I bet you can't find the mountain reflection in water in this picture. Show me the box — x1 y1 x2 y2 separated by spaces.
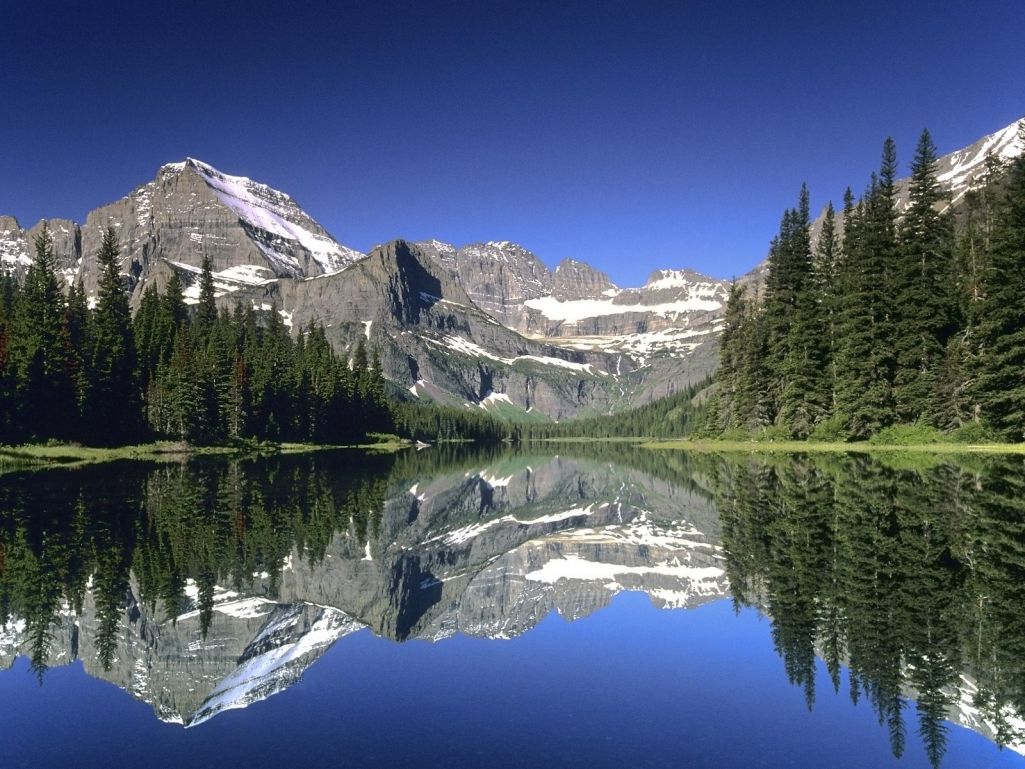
0 445 1023 768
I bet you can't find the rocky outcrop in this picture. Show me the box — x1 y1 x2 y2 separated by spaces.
278 240 636 419
551 257 616 300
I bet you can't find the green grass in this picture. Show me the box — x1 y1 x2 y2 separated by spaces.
639 438 1025 454
0 435 411 472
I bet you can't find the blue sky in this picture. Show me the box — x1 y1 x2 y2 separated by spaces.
1 0 1022 286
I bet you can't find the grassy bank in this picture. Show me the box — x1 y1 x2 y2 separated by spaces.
639 439 1025 454
0 436 410 472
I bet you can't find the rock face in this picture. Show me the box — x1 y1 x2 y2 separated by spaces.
0 158 364 305
276 240 637 419
552 258 616 300
412 239 730 366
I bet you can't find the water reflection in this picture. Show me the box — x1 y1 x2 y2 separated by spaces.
708 452 1025 764
0 447 1023 767
0 447 725 727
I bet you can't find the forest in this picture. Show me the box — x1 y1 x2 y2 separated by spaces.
705 123 1025 441
0 227 514 446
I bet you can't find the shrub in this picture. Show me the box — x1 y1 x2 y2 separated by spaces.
809 416 848 443
947 422 1000 444
755 425 792 443
868 424 947 446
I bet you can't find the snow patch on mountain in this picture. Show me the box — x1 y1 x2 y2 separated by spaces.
179 158 364 275
0 221 30 267
426 335 606 376
173 260 276 304
525 294 722 323
937 122 1023 204
524 553 724 585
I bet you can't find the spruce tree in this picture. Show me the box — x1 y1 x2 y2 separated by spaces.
195 255 218 333
975 122 1025 438
816 202 840 409
833 141 899 437
777 186 831 437
713 282 748 431
893 129 956 424
88 227 140 444
63 279 91 436
10 224 75 440
0 274 15 442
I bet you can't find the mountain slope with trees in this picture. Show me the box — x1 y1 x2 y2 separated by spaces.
707 122 1025 441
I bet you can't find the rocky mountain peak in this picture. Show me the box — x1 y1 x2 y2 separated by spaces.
551 257 617 301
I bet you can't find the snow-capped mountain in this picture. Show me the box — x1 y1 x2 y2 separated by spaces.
1 118 1021 419
0 158 364 304
413 240 729 365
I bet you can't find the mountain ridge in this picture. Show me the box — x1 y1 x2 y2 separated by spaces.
1 117 1021 418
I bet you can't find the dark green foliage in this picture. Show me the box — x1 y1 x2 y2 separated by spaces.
0 231 405 445
975 124 1025 439
8 225 77 441
194 255 218 334
88 227 141 444
834 140 899 437
892 130 957 424
713 123 1025 441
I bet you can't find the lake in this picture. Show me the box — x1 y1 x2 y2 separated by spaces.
0 445 1023 768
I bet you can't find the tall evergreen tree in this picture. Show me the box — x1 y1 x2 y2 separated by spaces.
88 227 140 444
893 129 957 424
195 255 218 333
833 140 899 437
64 279 91 434
816 202 840 408
10 224 76 440
0 272 16 441
975 123 1025 438
777 185 831 437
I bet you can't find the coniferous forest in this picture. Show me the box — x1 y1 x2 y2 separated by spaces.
0 226 397 446
706 123 1025 442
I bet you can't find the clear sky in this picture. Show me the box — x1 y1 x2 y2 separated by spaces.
1 0 1022 287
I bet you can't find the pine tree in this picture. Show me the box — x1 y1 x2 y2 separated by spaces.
975 122 1025 438
195 255 218 333
713 282 748 431
163 269 188 329
0 273 16 442
88 227 140 444
893 129 956 424
777 185 831 437
834 141 899 438
63 279 91 436
10 224 76 440
816 202 840 410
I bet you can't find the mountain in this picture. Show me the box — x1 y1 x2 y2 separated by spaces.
1 118 1021 419
0 158 365 303
0 162 724 418
413 241 730 363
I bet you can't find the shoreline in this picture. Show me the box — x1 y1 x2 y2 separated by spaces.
638 439 1025 453
0 438 410 472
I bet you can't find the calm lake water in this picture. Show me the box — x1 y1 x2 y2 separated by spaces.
0 445 1023 768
